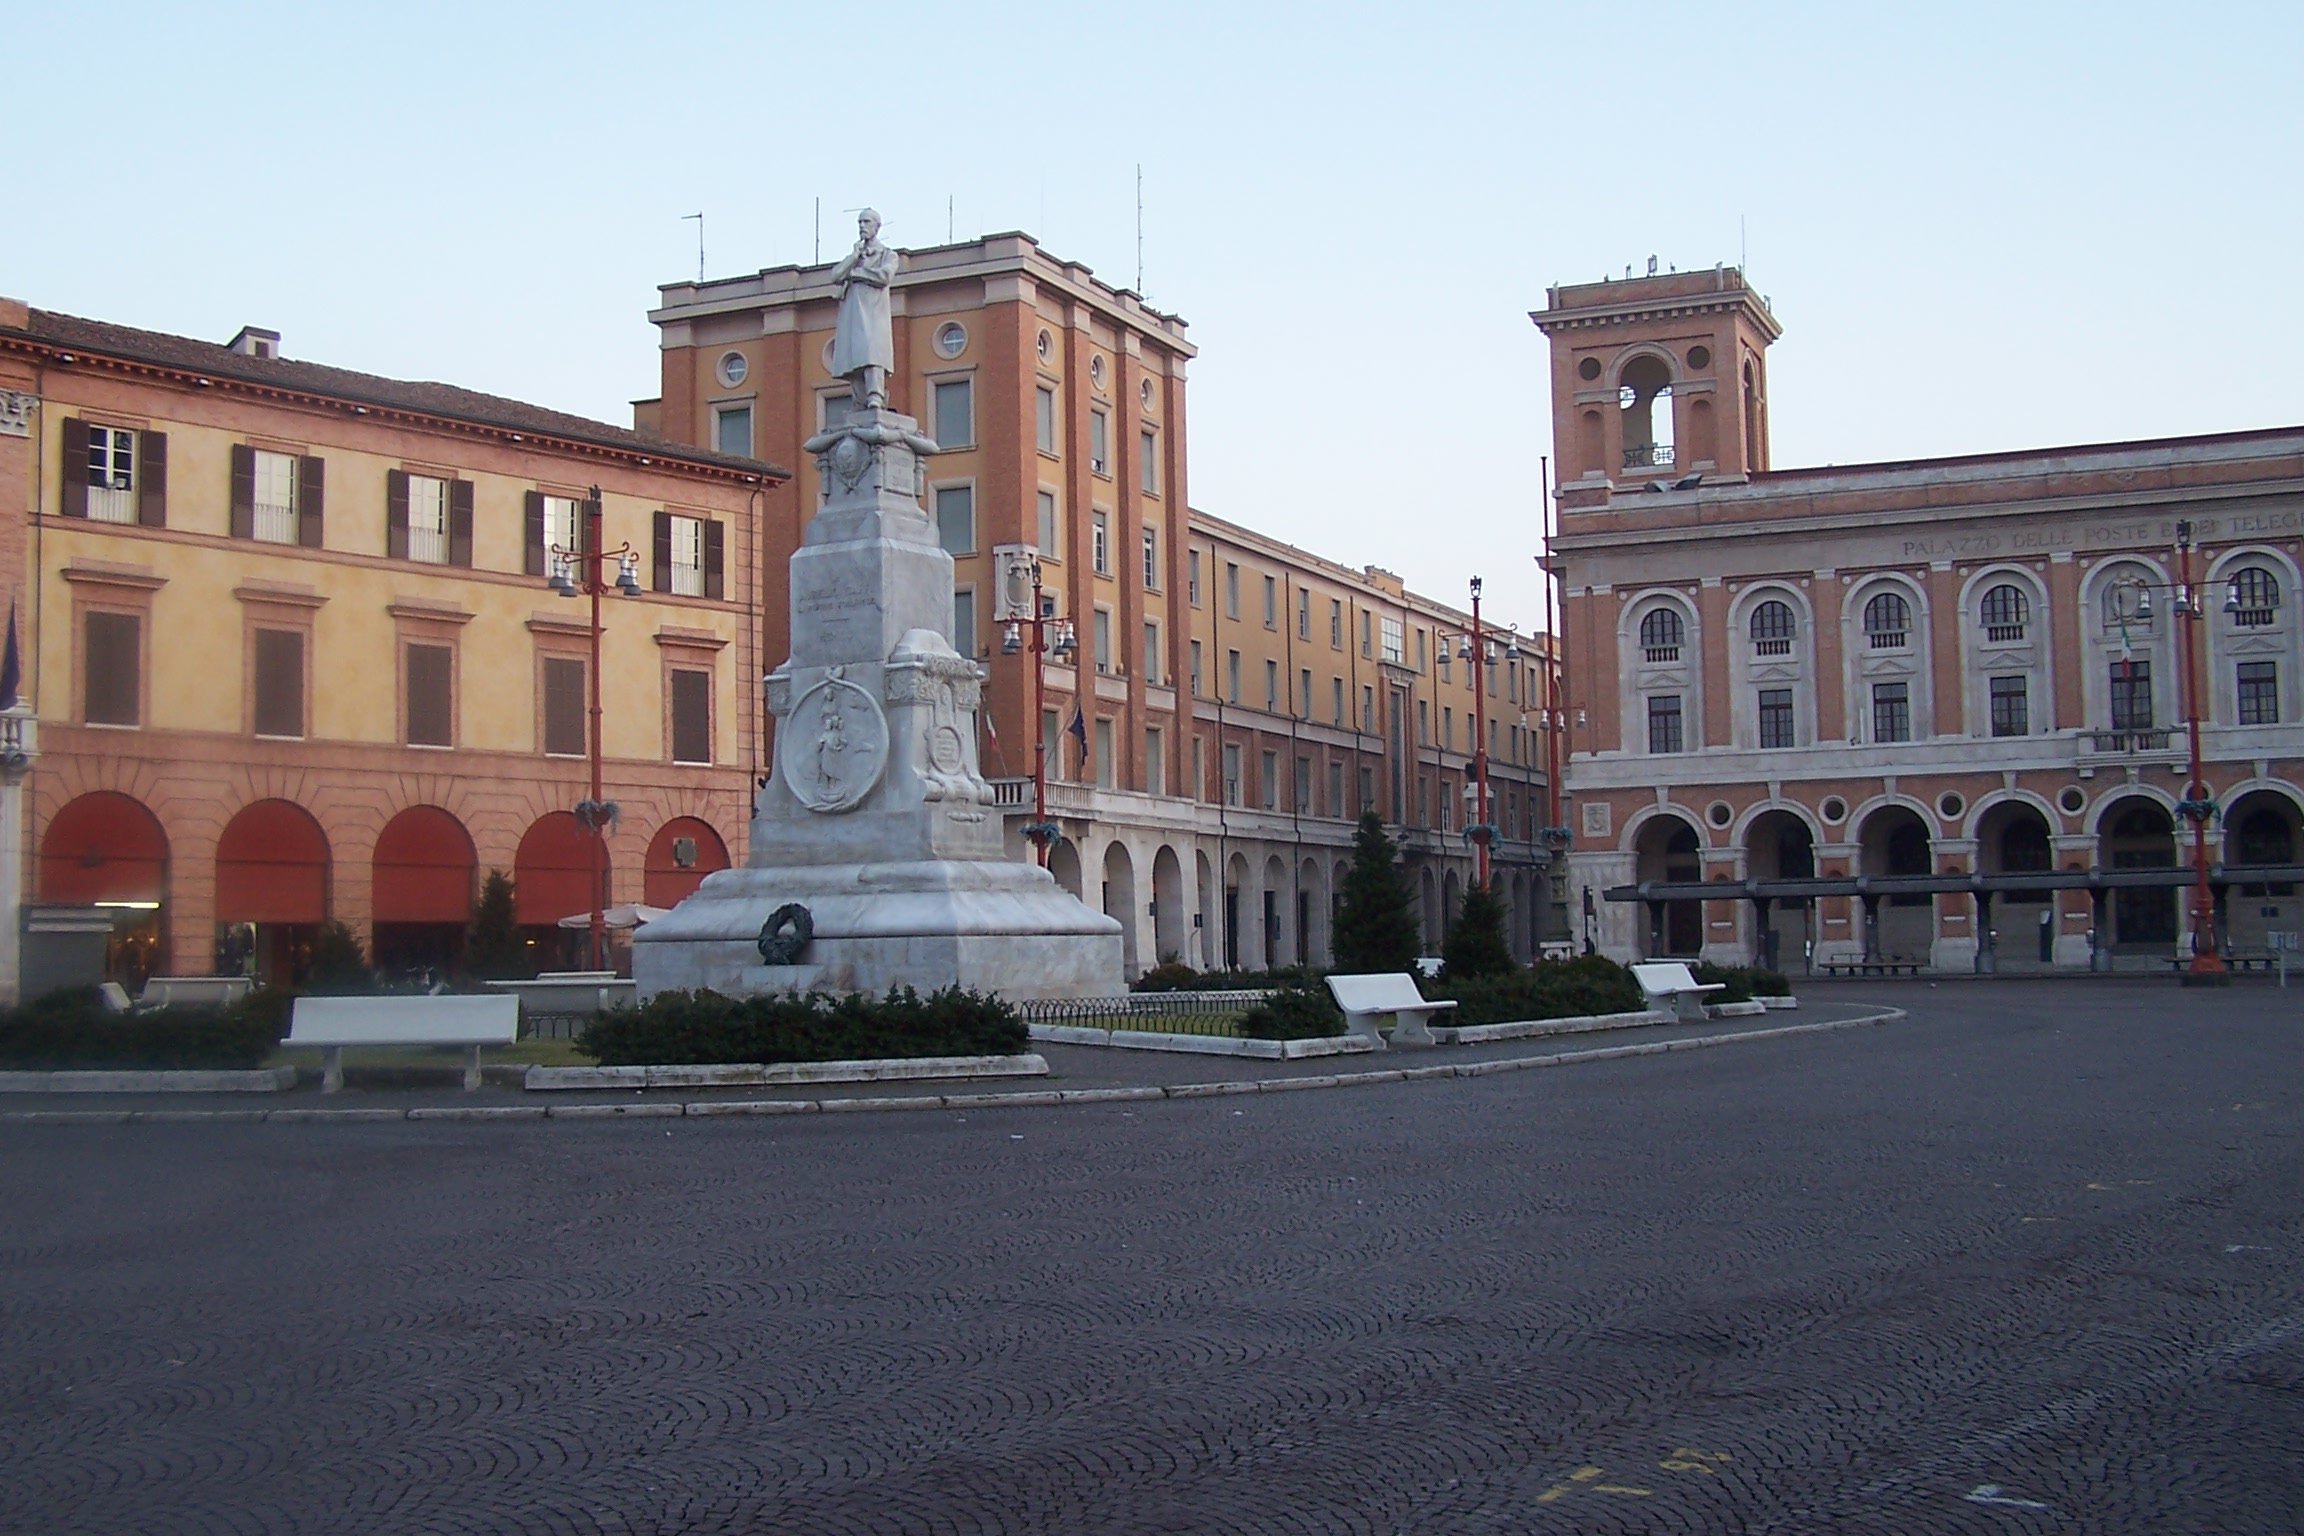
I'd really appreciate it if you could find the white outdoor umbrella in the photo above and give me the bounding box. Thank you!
[555,903,672,931]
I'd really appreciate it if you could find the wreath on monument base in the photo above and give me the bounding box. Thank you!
[757,903,815,965]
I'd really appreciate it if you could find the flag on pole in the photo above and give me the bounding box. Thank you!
[1067,705,1088,774]
[0,602,20,712]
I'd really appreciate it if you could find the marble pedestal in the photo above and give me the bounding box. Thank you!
[634,404,1121,1002]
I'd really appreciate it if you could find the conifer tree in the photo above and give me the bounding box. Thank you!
[1333,812,1420,972]
[1442,883,1515,981]
[464,870,529,981]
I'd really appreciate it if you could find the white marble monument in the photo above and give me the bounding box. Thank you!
[633,211,1122,1002]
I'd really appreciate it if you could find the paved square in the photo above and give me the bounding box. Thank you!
[3,981,2300,1532]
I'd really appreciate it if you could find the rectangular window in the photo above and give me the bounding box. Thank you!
[953,589,976,659]
[1190,640,1203,697]
[251,450,299,544]
[1089,409,1109,475]
[1261,749,1278,810]
[935,484,974,555]
[821,392,853,433]
[1141,429,1159,494]
[84,425,139,524]
[1332,676,1344,725]
[1439,705,1450,749]
[2239,660,2279,725]
[713,404,752,457]
[1330,599,1343,648]
[400,474,449,565]
[1262,575,1277,628]
[1361,684,1374,732]
[1194,736,1207,801]
[669,514,706,597]
[1187,550,1202,606]
[1359,764,1375,814]
[1361,611,1373,657]
[1143,620,1161,681]
[253,628,304,737]
[1226,649,1241,703]
[1223,743,1242,806]
[1264,659,1278,711]
[544,495,581,562]
[1095,719,1115,788]
[1036,490,1059,556]
[406,643,452,747]
[1298,590,1310,640]
[83,611,140,725]
[2110,659,2153,731]
[1145,728,1165,796]
[670,668,712,764]
[1296,755,1312,814]
[544,657,587,756]
[1872,681,1911,743]
[1043,709,1062,780]
[1328,760,1344,818]
[1299,667,1312,718]
[932,378,973,447]
[1142,527,1159,589]
[1381,615,1404,664]
[1988,675,2029,737]
[1093,608,1113,673]
[1647,694,1684,754]
[1225,562,1240,619]
[1035,386,1056,455]
[1758,687,1795,749]
[1092,512,1110,575]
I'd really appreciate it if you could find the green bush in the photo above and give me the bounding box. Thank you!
[1441,885,1514,982]
[1334,813,1420,973]
[577,985,1026,1066]
[1237,984,1345,1040]
[1423,954,1646,1027]
[1691,962,1756,1005]
[0,986,290,1070]
[304,922,373,995]
[1131,961,1202,992]
[1131,964,1323,993]
[1748,968,1792,998]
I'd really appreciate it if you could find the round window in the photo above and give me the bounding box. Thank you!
[820,337,837,373]
[1707,801,1734,828]
[716,351,748,388]
[1687,345,1712,370]
[1821,796,1848,826]
[1140,378,1155,411]
[1090,354,1108,390]
[1577,357,1603,381]
[1938,792,1965,821]
[2058,786,2087,815]
[935,322,967,359]
[1036,329,1054,362]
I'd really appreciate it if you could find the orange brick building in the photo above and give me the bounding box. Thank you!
[0,301,786,991]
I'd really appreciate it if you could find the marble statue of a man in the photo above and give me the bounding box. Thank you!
[829,208,898,409]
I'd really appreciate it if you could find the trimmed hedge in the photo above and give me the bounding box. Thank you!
[577,986,1026,1066]
[1131,964,1322,993]
[0,986,290,1070]
[1237,985,1345,1041]
[1421,954,1647,1027]
[1689,963,1792,1002]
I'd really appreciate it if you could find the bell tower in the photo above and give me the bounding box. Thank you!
[1532,264,1781,509]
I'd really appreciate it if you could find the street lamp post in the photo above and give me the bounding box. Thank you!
[1457,576,1520,892]
[999,555,1076,866]
[548,486,642,971]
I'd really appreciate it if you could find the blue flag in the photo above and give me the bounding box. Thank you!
[0,602,20,712]
[1066,705,1088,773]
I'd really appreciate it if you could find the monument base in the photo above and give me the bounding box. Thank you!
[632,858,1123,1003]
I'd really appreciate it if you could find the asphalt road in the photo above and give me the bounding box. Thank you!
[2,980,2298,1533]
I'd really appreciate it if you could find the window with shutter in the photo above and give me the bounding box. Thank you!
[83,611,140,725]
[670,669,712,764]
[252,628,304,737]
[81,425,139,523]
[406,644,453,746]
[543,657,587,756]
[249,451,300,544]
[404,475,451,564]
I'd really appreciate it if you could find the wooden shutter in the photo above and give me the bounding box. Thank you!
[137,431,167,527]
[652,511,673,593]
[703,521,725,600]
[59,418,89,517]
[229,444,256,540]
[385,470,410,559]
[405,643,453,746]
[83,612,140,725]
[448,480,474,567]
[253,629,305,737]
[543,657,586,756]
[297,455,325,547]
[671,669,711,763]
[524,491,545,576]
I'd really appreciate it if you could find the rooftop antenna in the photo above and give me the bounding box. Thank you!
[1740,214,1747,277]
[1135,164,1144,293]
[814,197,821,265]
[682,213,704,283]
[948,194,955,244]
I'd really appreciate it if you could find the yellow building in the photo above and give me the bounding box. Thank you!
[0,300,785,989]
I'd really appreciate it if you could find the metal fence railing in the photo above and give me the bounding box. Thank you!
[1018,989,1277,1038]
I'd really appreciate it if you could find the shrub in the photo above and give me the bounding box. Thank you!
[577,985,1026,1066]
[464,871,529,981]
[1131,961,1201,992]
[1442,886,1514,982]
[0,986,289,1071]
[1131,964,1323,993]
[1334,813,1419,973]
[304,921,373,995]
[1236,985,1345,1041]
[1748,968,1792,998]
[1691,961,1756,1005]
[1423,954,1646,1027]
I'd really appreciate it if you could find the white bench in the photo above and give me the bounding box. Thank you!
[1630,961,1727,1022]
[287,995,520,1092]
[139,975,255,1010]
[1325,972,1458,1049]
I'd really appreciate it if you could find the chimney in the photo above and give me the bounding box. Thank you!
[226,326,280,359]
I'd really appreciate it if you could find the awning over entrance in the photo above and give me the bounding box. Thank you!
[1604,864,2304,903]
[216,799,329,923]
[40,791,167,905]
[373,806,477,924]
[644,816,729,908]
[516,812,608,927]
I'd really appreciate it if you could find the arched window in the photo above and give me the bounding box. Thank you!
[2235,807,2295,866]
[2101,574,2155,630]
[1749,599,1796,655]
[2229,565,2281,629]
[1980,584,2029,642]
[1619,355,1674,469]
[1863,591,1911,649]
[1638,608,1683,662]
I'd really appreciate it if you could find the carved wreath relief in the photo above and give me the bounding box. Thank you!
[779,674,888,813]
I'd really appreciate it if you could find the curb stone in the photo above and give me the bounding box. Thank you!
[0,1009,1904,1128]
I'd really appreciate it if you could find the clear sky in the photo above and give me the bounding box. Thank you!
[9,1,2299,635]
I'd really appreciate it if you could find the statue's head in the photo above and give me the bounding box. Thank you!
[858,208,882,242]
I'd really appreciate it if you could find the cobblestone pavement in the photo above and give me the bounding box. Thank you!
[2,981,2298,1533]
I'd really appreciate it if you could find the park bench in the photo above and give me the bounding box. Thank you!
[1325,972,1457,1048]
[138,975,255,1010]
[286,995,520,1092]
[1630,961,1727,1021]
[1816,959,1924,979]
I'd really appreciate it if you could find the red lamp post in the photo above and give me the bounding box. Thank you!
[2172,519,2228,982]
[1000,555,1075,866]
[1457,576,1520,892]
[548,487,642,971]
